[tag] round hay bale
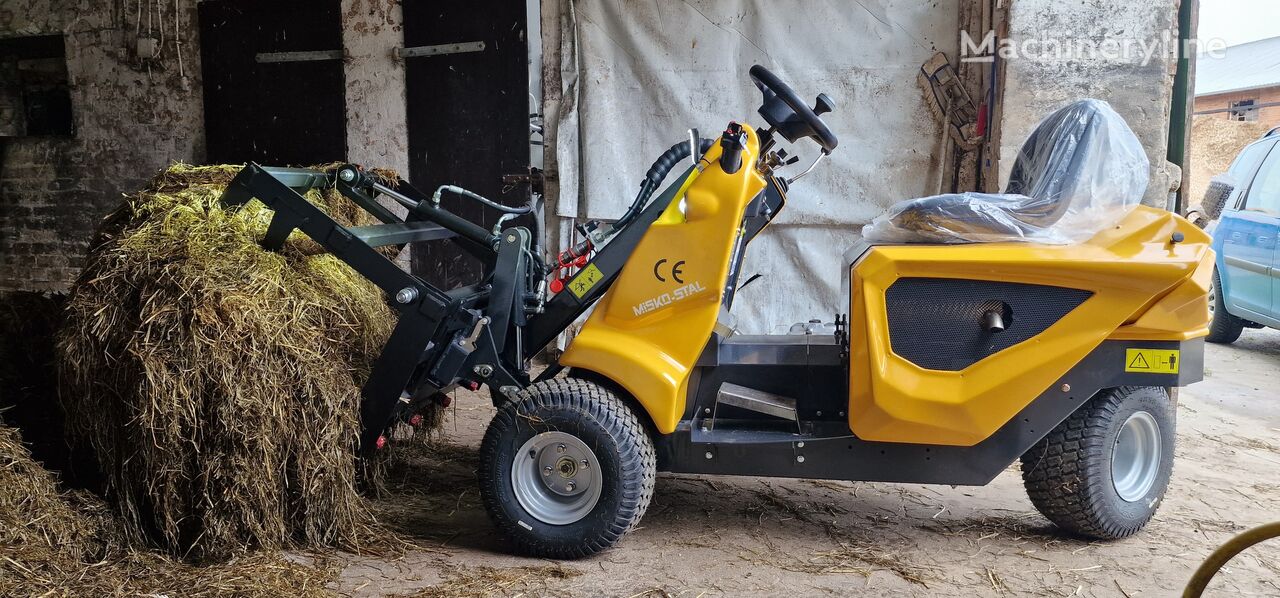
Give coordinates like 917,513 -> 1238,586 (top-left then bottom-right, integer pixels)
58,164 -> 406,561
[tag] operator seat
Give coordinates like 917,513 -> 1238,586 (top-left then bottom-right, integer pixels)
871,99 -> 1148,242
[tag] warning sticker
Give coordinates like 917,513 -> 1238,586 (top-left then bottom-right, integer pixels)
1125,349 -> 1180,374
568,263 -> 605,299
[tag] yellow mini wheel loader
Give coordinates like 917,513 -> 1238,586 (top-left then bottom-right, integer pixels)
222,66 -> 1212,559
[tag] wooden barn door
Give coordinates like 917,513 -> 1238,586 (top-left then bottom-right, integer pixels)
198,0 -> 347,165
402,0 -> 530,288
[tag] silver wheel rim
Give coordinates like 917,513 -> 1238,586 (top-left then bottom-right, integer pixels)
1111,411 -> 1162,502
511,431 -> 602,525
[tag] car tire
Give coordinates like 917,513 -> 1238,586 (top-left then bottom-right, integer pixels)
478,378 -> 656,558
1206,269 -> 1245,344
1021,386 -> 1175,540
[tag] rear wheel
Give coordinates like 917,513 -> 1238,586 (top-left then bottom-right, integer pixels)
478,378 -> 656,558
1021,386 -> 1175,540
1207,269 -> 1245,344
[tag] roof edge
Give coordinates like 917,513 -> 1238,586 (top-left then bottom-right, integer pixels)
1195,82 -> 1280,98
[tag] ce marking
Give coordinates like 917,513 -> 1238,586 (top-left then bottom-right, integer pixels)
653,259 -> 686,284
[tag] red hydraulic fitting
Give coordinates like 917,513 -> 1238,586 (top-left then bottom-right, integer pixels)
463,380 -> 481,391
549,278 -> 565,294
409,414 -> 423,427
375,435 -> 387,450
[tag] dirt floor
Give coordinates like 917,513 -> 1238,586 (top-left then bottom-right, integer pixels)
331,330 -> 1280,597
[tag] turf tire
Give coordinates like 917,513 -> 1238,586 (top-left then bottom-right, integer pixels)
1021,386 -> 1175,540
1206,269 -> 1245,344
478,378 -> 656,558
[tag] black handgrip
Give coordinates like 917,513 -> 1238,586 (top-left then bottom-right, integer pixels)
719,124 -> 747,174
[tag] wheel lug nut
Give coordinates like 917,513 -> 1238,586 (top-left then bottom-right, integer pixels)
580,459 -> 589,468
557,443 -> 566,453
543,466 -> 552,476
567,481 -> 577,491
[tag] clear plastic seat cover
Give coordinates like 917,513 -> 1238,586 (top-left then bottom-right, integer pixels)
862,99 -> 1150,244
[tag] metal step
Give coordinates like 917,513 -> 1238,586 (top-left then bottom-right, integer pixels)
716,383 -> 798,421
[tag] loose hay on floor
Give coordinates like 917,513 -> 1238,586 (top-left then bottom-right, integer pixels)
57,163 -> 405,561
0,420 -> 116,567
3,418 -> 340,598
396,563 -> 582,598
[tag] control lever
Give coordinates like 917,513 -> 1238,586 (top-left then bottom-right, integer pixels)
787,150 -> 828,185
813,93 -> 835,116
689,128 -> 702,166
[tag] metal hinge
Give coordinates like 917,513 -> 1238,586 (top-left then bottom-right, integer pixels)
502,167 -> 545,195
256,50 -> 343,63
396,41 -> 486,59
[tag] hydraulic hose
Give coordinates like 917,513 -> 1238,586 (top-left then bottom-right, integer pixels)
556,137 -> 715,262
432,185 -> 533,214
614,138 -> 715,232
1183,521 -> 1280,597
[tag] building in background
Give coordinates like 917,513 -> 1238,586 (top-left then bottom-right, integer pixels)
1196,36 -> 1280,127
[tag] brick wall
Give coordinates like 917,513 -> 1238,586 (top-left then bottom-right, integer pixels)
0,0 -> 413,291
1195,86 -> 1280,128
0,1 -> 206,291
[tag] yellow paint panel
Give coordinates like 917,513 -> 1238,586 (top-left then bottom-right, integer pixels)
560,126 -> 767,434
848,206 -> 1212,446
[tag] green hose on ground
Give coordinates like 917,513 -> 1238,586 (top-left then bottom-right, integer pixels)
1184,521 -> 1280,597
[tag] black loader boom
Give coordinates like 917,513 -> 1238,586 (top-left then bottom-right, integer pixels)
218,162 -> 692,453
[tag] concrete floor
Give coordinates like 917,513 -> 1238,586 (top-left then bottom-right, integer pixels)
339,329 -> 1280,597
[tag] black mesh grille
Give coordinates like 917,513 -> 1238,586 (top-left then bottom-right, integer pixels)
885,278 -> 1092,371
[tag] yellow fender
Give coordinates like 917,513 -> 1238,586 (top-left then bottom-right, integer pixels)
560,127 -> 766,434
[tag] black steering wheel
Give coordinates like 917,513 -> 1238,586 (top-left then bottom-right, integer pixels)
749,65 -> 839,152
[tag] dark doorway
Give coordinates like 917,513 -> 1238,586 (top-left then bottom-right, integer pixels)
403,0 -> 530,288
198,0 -> 346,165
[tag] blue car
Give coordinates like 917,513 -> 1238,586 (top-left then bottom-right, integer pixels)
1209,128 -> 1280,343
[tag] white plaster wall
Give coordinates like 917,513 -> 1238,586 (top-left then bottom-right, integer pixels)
341,0 -> 409,178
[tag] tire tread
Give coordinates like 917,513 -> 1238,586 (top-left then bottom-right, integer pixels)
478,378 -> 656,558
1207,269 -> 1245,344
1020,386 -> 1173,540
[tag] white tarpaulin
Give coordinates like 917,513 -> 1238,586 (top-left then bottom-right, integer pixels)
553,0 -> 958,332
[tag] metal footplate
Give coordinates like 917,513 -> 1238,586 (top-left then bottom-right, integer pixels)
716,383 -> 798,421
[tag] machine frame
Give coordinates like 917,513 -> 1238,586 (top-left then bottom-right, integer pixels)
219,64 -> 1212,559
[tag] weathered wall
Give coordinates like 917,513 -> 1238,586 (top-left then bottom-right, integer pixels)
1196,86 -> 1280,128
342,0 -> 409,178
340,0 -> 410,269
0,0 -> 413,291
0,1 -> 205,291
997,0 -> 1181,207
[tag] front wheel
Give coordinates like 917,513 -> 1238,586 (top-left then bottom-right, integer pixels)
1021,386 -> 1175,540
478,378 -> 656,558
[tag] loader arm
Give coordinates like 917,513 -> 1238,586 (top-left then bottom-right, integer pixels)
219,162 -> 694,453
